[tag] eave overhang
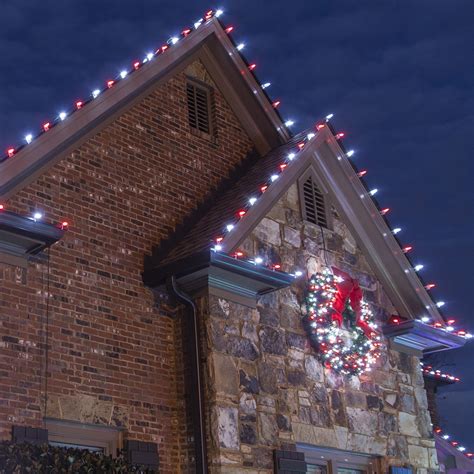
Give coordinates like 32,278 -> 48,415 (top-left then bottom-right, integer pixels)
0,17 -> 288,200
383,320 -> 465,354
0,211 -> 65,266
143,250 -> 294,308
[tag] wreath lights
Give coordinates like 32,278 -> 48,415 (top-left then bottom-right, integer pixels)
304,267 -> 382,375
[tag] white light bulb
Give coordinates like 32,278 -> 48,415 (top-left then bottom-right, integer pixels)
215,9 -> 224,17
446,326 -> 454,332
170,37 -> 179,45
459,447 -> 466,452
288,153 -> 296,160
146,52 -> 154,61
92,89 -> 101,99
59,112 -> 67,121
33,212 -> 42,221
442,435 -> 450,440
326,113 -> 334,121
261,82 -> 271,89
285,120 -> 295,127
25,134 -> 33,144
236,43 -> 245,51
120,70 -> 128,79
414,264 -> 424,272
421,316 -> 430,323
346,150 -> 355,157
214,244 -> 222,251
270,174 -> 279,182
226,224 -> 234,232
369,188 -> 378,196
436,301 -> 445,308
254,257 -> 263,264
249,197 -> 257,206
307,133 -> 315,140
295,270 -> 303,277
194,20 -> 203,29
392,227 -> 402,234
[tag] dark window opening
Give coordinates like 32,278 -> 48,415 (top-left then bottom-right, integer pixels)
186,80 -> 213,135
301,174 -> 328,228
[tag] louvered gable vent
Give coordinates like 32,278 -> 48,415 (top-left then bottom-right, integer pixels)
186,81 -> 212,134
302,174 -> 328,228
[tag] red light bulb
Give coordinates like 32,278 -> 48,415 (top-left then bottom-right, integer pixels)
425,283 -> 436,290
357,170 -> 368,178
76,101 -> 83,110
248,64 -> 257,71
238,210 -> 246,218
272,100 -> 281,108
133,61 -> 140,70
7,148 -> 15,158
316,124 -> 325,130
43,122 -> 51,132
61,221 -> 69,230
261,185 -> 268,193
107,80 -> 114,88
402,245 -> 413,253
225,26 -> 234,34
380,208 -> 390,216
182,28 -> 192,36
335,132 -> 345,139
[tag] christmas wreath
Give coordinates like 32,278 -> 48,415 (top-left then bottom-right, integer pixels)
304,267 -> 382,375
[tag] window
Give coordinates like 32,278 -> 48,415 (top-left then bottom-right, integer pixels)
299,169 -> 330,228
299,444 -> 380,474
186,79 -> 214,135
45,419 -> 123,457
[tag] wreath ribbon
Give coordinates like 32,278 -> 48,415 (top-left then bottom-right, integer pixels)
331,267 -> 373,339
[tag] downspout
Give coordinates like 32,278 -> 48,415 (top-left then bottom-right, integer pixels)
170,276 -> 208,474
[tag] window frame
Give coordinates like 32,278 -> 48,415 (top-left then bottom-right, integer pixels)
185,77 -> 215,137
45,418 -> 123,457
298,167 -> 332,230
299,443 -> 381,474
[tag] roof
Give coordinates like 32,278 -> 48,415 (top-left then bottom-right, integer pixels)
0,9 -> 289,199
149,129 -> 312,268
144,121 -> 468,345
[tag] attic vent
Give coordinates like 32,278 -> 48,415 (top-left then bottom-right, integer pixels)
186,80 -> 213,135
301,174 -> 328,228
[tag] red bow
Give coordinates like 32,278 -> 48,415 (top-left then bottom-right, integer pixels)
331,267 -> 374,338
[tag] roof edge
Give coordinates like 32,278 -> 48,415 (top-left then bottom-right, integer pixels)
0,17 -> 288,200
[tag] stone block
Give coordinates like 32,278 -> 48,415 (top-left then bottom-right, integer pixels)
258,412 -> 278,445
345,391 -> 367,409
283,226 -> 301,247
240,423 -> 257,445
240,369 -> 259,394
305,355 -> 324,382
212,353 -> 238,396
399,412 -> 420,437
347,408 -> 378,436
254,218 -> 281,246
408,444 -> 429,468
227,336 -> 259,361
217,406 -> 239,450
259,326 -> 287,355
240,393 -> 257,417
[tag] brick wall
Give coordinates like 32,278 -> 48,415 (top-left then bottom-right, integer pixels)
0,60 -> 255,473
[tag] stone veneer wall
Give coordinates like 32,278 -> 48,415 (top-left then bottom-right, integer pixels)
204,183 -> 438,473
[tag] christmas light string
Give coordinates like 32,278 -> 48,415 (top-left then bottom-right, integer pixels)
0,8 -> 471,339
421,362 -> 460,383
434,427 -> 474,459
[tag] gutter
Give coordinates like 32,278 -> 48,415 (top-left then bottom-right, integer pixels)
169,276 -> 208,474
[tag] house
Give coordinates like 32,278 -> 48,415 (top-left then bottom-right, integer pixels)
0,8 -> 470,473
